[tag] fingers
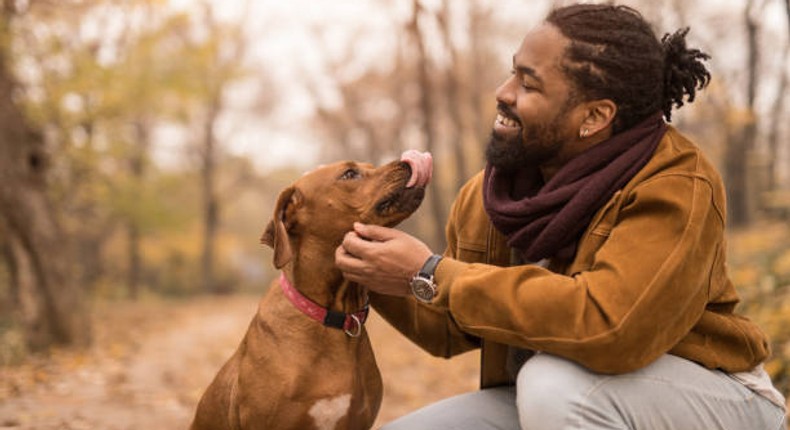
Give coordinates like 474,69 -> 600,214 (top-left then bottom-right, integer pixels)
337,228 -> 394,276
336,225 -> 431,296
341,230 -> 377,258
334,244 -> 368,285
338,228 -> 392,274
335,242 -> 361,269
353,222 -> 399,242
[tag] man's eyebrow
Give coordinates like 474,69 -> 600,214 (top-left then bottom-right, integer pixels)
512,56 -> 544,85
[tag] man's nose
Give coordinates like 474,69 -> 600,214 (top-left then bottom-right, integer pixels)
495,75 -> 517,107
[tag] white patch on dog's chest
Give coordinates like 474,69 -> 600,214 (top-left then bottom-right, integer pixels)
309,393 -> 351,430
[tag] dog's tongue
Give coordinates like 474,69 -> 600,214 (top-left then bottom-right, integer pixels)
401,150 -> 433,188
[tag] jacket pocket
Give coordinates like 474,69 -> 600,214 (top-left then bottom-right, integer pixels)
569,228 -> 611,275
567,191 -> 622,275
456,239 -> 487,264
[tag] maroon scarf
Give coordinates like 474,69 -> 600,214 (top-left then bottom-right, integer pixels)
483,113 -> 667,262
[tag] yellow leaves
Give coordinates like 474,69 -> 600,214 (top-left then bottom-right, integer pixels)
730,222 -> 788,257
107,341 -> 128,360
730,265 -> 760,289
773,250 -> 790,281
144,0 -> 171,7
142,222 -> 203,263
32,369 -> 49,384
764,357 -> 784,378
725,107 -> 757,129
729,222 -> 790,396
0,327 -> 28,366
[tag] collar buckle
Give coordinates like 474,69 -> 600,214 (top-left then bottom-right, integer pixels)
279,272 -> 368,338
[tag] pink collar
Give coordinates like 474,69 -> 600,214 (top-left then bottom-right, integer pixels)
279,272 -> 369,337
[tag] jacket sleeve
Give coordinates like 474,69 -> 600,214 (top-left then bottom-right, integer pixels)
369,182 -> 481,358
433,173 -> 721,373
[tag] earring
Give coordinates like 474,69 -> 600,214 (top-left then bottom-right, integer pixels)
580,128 -> 589,138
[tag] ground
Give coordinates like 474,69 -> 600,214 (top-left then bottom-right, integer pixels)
0,294 -> 478,429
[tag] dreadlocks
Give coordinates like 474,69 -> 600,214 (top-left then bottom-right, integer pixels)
546,4 -> 711,132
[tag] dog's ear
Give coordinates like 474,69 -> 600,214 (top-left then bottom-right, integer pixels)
261,186 -> 301,268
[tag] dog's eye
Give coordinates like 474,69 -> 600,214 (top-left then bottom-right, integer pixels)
339,168 -> 360,180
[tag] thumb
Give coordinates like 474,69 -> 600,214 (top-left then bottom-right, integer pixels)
354,222 -> 398,242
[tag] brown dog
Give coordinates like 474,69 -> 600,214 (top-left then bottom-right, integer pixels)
190,159 -> 425,430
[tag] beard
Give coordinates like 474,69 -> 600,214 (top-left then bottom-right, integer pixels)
486,107 -> 569,174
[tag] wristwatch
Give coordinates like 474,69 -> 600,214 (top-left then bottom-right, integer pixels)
410,254 -> 443,303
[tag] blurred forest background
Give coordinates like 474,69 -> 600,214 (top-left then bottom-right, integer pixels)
0,0 -> 789,428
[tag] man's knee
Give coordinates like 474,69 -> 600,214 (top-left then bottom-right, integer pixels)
381,387 -> 519,430
515,353 -> 600,429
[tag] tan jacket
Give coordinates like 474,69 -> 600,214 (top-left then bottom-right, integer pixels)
371,127 -> 770,388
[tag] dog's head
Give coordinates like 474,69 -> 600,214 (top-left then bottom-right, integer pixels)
260,160 -> 425,268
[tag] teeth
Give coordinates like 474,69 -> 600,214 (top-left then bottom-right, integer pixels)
496,113 -> 519,128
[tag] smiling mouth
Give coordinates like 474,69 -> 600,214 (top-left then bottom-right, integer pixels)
495,112 -> 520,128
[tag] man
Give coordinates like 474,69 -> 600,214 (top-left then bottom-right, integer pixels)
335,4 -> 787,429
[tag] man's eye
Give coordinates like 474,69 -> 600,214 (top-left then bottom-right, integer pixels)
521,78 -> 537,91
339,168 -> 360,180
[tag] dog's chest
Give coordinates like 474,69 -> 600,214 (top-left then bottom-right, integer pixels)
308,393 -> 352,430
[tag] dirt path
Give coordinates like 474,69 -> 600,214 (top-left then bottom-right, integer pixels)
0,294 -> 477,429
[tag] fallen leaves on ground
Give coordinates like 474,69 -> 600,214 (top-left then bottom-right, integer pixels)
0,294 -> 478,429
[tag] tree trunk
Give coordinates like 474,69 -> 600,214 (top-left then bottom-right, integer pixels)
410,0 -> 447,251
765,45 -> 788,194
724,126 -> 753,227
725,1 -> 760,227
126,119 -> 150,299
0,220 -> 19,311
468,3 -> 496,173
72,119 -> 107,292
0,18 -> 91,349
5,232 -> 41,339
438,0 -> 469,193
200,99 -> 220,294
127,223 -> 142,298
785,0 -> 790,38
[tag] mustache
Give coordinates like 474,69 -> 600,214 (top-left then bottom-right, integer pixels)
496,102 -> 521,125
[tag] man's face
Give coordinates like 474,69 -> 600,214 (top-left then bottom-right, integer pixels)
487,24 -> 581,174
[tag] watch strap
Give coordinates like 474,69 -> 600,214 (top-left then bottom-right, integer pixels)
419,254 -> 443,278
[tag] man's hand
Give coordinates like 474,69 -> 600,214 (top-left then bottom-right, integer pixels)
335,222 -> 433,297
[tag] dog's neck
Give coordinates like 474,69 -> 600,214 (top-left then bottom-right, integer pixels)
283,244 -> 367,314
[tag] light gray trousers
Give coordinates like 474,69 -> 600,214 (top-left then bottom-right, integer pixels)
381,354 -> 786,430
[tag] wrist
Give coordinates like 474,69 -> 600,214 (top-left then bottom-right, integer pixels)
410,254 -> 442,303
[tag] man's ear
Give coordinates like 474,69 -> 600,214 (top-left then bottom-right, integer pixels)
579,99 -> 617,139
260,186 -> 301,269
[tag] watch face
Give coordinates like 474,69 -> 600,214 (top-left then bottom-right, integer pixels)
411,277 -> 436,303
